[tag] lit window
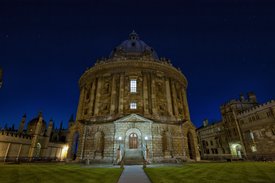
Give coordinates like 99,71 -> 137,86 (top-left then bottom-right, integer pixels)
250,131 -> 254,140
130,102 -> 137,109
130,79 -> 137,93
251,145 -> 257,152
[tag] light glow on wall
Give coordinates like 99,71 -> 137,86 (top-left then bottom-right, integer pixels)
61,145 -> 69,160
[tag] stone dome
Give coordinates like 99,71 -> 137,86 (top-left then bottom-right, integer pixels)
28,117 -> 47,126
69,32 -> 201,163
109,31 -> 159,59
27,113 -> 47,135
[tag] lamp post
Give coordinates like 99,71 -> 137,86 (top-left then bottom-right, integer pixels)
118,136 -> 122,151
117,136 -> 123,167
144,136 -> 148,160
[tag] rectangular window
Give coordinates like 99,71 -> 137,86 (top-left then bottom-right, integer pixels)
130,102 -> 137,109
130,79 -> 137,93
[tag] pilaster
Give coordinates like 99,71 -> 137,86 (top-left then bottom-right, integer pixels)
143,73 -> 149,115
165,78 -> 173,116
151,73 -> 158,115
182,88 -> 190,120
171,81 -> 179,117
110,74 -> 117,114
118,74 -> 124,113
88,80 -> 96,115
94,77 -> 102,115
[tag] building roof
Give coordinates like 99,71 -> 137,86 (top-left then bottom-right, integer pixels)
28,112 -> 47,127
109,31 -> 159,59
28,117 -> 47,126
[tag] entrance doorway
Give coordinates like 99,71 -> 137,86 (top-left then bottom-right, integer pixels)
129,133 -> 138,149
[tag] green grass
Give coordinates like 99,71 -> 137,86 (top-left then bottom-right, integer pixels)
145,162 -> 275,183
0,163 -> 122,183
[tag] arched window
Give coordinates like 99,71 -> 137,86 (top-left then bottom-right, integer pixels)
95,131 -> 104,152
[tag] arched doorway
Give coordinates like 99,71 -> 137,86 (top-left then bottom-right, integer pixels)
72,132 -> 79,160
230,143 -> 243,158
35,143 -> 41,157
236,145 -> 242,158
129,133 -> 138,149
187,131 -> 195,159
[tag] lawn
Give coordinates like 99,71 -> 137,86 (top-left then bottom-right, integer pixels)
145,162 -> 275,183
0,163 -> 122,183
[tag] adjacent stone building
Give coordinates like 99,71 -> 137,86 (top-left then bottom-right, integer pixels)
67,31 -> 200,164
197,93 -> 275,161
0,112 -> 69,162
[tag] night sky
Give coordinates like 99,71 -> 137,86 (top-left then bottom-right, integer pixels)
0,0 -> 275,129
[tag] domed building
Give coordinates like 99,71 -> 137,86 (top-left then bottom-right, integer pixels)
68,31 -> 200,163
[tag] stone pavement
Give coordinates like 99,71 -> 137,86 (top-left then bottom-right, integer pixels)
118,165 -> 151,183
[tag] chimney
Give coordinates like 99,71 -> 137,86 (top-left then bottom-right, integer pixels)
240,93 -> 245,101
46,119 -> 53,137
247,92 -> 257,103
18,114 -> 26,133
203,119 -> 209,127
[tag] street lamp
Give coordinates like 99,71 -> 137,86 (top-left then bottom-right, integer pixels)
144,136 -> 149,163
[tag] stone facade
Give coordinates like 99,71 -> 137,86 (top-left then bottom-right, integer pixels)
68,32 -> 200,164
197,93 -> 275,161
0,113 -> 69,162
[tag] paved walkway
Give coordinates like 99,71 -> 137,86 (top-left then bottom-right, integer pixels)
118,165 -> 151,183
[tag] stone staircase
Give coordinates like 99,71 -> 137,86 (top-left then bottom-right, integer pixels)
123,149 -> 144,165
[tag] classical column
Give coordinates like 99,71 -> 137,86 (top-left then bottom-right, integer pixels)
182,88 -> 190,120
118,74 -> 124,113
143,73 -> 149,115
165,78 -> 173,116
151,73 -> 158,115
94,77 -> 102,115
110,75 -> 117,114
88,80 -> 97,115
171,81 -> 179,117
76,87 -> 85,121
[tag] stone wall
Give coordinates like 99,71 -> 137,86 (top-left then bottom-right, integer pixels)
197,98 -> 275,160
76,60 -> 190,123
0,131 -> 67,162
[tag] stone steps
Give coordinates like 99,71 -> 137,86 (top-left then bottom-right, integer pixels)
123,149 -> 144,165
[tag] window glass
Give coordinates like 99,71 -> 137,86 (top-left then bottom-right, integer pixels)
130,79 -> 137,93
130,102 -> 137,109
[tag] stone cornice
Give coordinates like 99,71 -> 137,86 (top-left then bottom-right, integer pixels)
79,60 -> 188,88
78,114 -> 185,125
